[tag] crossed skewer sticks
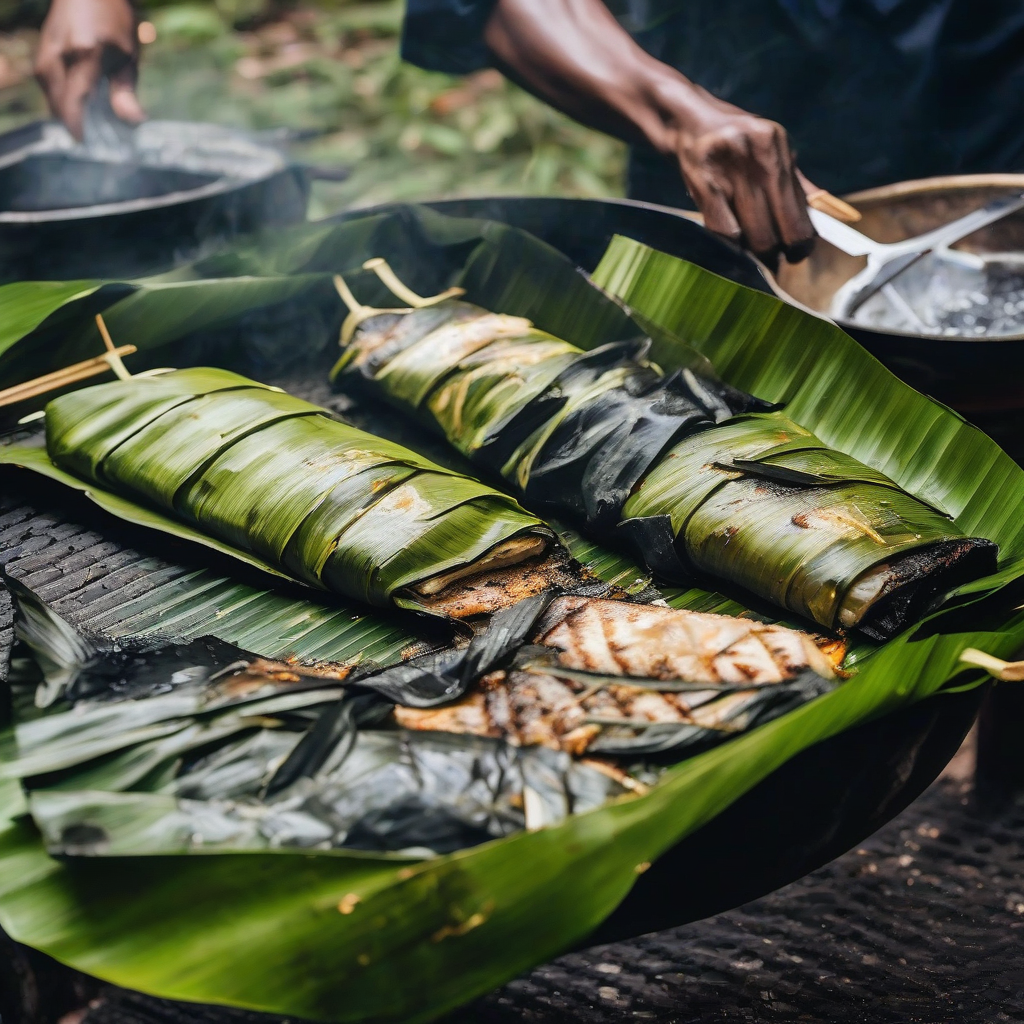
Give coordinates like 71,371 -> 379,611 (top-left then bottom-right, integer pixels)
0,314 -> 135,409
4,258 -> 456,411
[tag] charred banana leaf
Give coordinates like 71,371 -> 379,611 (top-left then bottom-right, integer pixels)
332,291 -> 995,637
37,367 -> 558,616
2,581 -> 625,856
4,568 -> 842,857
29,731 -> 626,857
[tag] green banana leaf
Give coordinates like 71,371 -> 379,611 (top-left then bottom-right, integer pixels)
37,366 -> 551,613
0,441 -> 290,582
0,208 -> 641,406
1,207 -> 1023,1023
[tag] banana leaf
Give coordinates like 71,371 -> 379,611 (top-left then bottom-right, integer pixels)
27,727 -> 624,858
0,208 -> 643,405
29,366 -> 556,615
4,586 -> 624,858
328,264 -> 994,637
1,208 -> 1024,1022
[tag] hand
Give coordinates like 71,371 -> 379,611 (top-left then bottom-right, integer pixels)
35,0 -> 144,141
657,83 -> 816,262
484,0 -> 817,263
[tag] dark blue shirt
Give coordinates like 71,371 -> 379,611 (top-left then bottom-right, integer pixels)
401,0 -> 1024,202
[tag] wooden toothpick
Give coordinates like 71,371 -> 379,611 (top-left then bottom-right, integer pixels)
0,345 -> 138,408
94,314 -> 132,380
0,314 -> 137,409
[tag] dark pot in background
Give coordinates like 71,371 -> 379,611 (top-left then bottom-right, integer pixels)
0,119 -> 310,282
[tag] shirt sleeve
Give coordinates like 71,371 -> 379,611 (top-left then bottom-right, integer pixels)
400,0 -> 500,74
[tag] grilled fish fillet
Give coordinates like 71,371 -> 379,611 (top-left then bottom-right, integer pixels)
395,597 -> 845,755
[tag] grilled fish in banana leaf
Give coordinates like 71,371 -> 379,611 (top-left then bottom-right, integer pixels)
3,580 -> 626,854
332,293 -> 996,639
395,596 -> 843,757
22,366 -> 563,618
3,577 -> 843,857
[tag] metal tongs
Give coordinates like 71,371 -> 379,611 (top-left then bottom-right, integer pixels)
811,192 -> 1024,320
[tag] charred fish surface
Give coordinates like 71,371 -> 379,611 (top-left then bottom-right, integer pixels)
39,367 -> 560,616
395,597 -> 845,757
332,292 -> 996,638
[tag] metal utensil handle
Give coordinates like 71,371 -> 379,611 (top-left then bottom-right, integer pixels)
895,191 -> 1024,256
839,192 -> 1024,316
807,207 -> 881,257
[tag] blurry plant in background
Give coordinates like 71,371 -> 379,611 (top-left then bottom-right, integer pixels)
0,0 -> 626,216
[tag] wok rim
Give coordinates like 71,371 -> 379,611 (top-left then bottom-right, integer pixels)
772,173 -> 1024,345
0,118 -> 295,226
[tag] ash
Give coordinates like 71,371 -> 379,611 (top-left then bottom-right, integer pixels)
850,252 -> 1024,338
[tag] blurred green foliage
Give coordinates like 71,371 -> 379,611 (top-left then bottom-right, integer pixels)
141,0 -> 626,214
0,0 -> 626,216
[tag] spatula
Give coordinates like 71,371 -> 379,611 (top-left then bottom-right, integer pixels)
810,192 -> 1024,320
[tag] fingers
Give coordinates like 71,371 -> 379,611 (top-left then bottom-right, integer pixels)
34,55 -> 65,124
60,53 -> 103,140
685,173 -> 741,242
37,47 -> 142,139
677,116 -> 817,263
109,73 -> 145,124
752,123 -> 815,262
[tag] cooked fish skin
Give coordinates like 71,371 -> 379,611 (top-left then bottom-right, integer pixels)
394,597 -> 845,756
535,596 -> 842,684
406,549 -> 584,620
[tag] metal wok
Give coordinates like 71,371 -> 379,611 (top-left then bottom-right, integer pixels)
771,175 -> 1024,460
0,194 -> 986,948
0,119 -> 310,282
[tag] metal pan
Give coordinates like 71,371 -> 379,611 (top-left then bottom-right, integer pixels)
770,176 -> 1024,456
0,120 -> 310,282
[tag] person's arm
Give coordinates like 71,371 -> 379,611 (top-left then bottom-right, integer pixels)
484,0 -> 815,261
35,0 -> 144,141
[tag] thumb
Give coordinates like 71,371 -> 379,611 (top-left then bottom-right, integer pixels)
109,75 -> 145,124
795,169 -> 820,201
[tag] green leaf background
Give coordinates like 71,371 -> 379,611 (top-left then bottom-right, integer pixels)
0,208 -> 1022,1022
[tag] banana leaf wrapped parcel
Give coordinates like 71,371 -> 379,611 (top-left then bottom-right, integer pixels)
2,574 -> 843,857
37,366 -> 563,618
331,280 -> 996,639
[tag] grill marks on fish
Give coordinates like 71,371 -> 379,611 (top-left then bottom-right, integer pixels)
535,597 -> 841,684
395,597 -> 845,755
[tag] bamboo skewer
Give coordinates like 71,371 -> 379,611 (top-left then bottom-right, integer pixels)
0,345 -> 138,408
0,315 -> 136,409
806,189 -> 862,224
93,312 -> 133,380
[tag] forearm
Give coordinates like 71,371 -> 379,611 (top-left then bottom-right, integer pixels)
483,0 -> 704,156
484,0 -> 815,260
